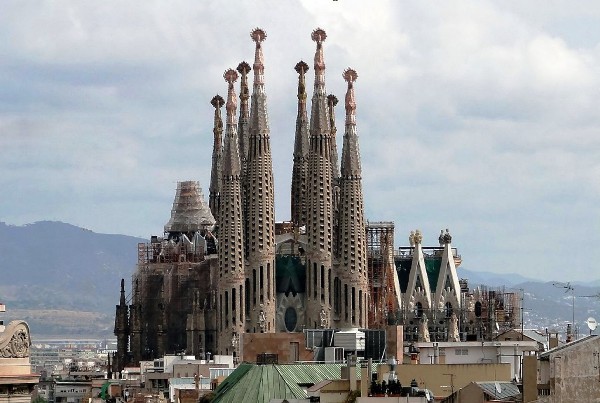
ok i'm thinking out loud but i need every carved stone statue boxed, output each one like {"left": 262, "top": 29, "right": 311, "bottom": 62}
{"left": 409, "top": 231, "right": 415, "bottom": 247}
{"left": 448, "top": 312, "right": 459, "bottom": 342}
{"left": 319, "top": 308, "right": 328, "bottom": 328}
{"left": 414, "top": 229, "right": 423, "bottom": 245}
{"left": 419, "top": 315, "right": 430, "bottom": 342}
{"left": 258, "top": 305, "right": 267, "bottom": 332}
{"left": 443, "top": 228, "right": 452, "bottom": 244}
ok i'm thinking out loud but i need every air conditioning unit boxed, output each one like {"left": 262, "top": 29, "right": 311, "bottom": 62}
{"left": 325, "top": 347, "right": 344, "bottom": 363}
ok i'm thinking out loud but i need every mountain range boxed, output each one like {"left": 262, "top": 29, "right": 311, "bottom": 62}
{"left": 0, "top": 221, "right": 598, "bottom": 338}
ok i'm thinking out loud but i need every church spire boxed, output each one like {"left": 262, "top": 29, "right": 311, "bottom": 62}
{"left": 337, "top": 68, "right": 368, "bottom": 328}
{"left": 223, "top": 70, "right": 240, "bottom": 176}
{"left": 209, "top": 95, "right": 224, "bottom": 224}
{"left": 237, "top": 61, "right": 251, "bottom": 165}
{"left": 246, "top": 28, "right": 276, "bottom": 333}
{"left": 291, "top": 61, "right": 310, "bottom": 227}
{"left": 327, "top": 94, "right": 340, "bottom": 180}
{"left": 340, "top": 69, "right": 361, "bottom": 178}
{"left": 217, "top": 68, "right": 246, "bottom": 353}
{"left": 305, "top": 28, "right": 334, "bottom": 329}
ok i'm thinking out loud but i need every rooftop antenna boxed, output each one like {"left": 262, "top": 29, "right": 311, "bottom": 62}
{"left": 553, "top": 282, "right": 575, "bottom": 340}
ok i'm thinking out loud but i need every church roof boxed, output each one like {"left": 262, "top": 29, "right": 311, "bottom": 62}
{"left": 212, "top": 363, "right": 367, "bottom": 403}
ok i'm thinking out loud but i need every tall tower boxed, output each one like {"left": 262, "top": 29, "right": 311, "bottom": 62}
{"left": 291, "top": 61, "right": 310, "bottom": 228}
{"left": 336, "top": 68, "right": 368, "bottom": 328}
{"left": 245, "top": 28, "right": 276, "bottom": 333}
{"left": 305, "top": 28, "right": 333, "bottom": 328}
{"left": 209, "top": 95, "right": 224, "bottom": 224}
{"left": 113, "top": 279, "right": 129, "bottom": 371}
{"left": 217, "top": 69, "right": 246, "bottom": 354}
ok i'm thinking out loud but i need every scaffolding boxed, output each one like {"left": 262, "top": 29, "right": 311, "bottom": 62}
{"left": 366, "top": 221, "right": 399, "bottom": 328}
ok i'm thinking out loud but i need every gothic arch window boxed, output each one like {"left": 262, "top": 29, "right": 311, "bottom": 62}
{"left": 414, "top": 302, "right": 423, "bottom": 318}
{"left": 445, "top": 302, "right": 453, "bottom": 318}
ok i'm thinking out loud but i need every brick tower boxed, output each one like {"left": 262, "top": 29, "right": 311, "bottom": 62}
{"left": 217, "top": 69, "right": 246, "bottom": 354}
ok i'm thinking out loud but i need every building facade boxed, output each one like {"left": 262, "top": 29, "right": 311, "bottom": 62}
{"left": 114, "top": 27, "right": 522, "bottom": 370}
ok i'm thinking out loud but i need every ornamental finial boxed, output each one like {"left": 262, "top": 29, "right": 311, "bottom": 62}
{"left": 223, "top": 69, "right": 239, "bottom": 123}
{"left": 251, "top": 28, "right": 266, "bottom": 86}
{"left": 295, "top": 60, "right": 309, "bottom": 75}
{"left": 250, "top": 28, "right": 267, "bottom": 43}
{"left": 327, "top": 94, "right": 338, "bottom": 107}
{"left": 237, "top": 61, "right": 251, "bottom": 75}
{"left": 311, "top": 28, "right": 327, "bottom": 44}
{"left": 211, "top": 94, "right": 225, "bottom": 109}
{"left": 343, "top": 68, "right": 358, "bottom": 84}
{"left": 296, "top": 61, "right": 309, "bottom": 101}
{"left": 343, "top": 68, "right": 357, "bottom": 119}
{"left": 211, "top": 94, "right": 225, "bottom": 135}
{"left": 312, "top": 28, "right": 327, "bottom": 87}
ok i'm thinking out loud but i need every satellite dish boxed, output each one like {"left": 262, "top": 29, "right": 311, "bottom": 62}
{"left": 495, "top": 381, "right": 502, "bottom": 394}
{"left": 586, "top": 317, "right": 598, "bottom": 331}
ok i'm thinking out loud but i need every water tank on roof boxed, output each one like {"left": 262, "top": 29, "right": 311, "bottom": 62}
{"left": 334, "top": 329, "right": 366, "bottom": 351}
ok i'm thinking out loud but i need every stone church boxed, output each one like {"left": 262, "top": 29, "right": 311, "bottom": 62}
{"left": 113, "top": 28, "right": 521, "bottom": 372}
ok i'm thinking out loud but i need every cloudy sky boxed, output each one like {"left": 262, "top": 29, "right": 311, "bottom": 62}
{"left": 1, "top": 1, "right": 599, "bottom": 282}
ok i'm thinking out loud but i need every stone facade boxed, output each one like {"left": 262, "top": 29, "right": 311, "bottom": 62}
{"left": 0, "top": 320, "right": 39, "bottom": 403}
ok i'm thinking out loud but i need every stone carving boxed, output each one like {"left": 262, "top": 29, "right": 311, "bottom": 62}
{"left": 413, "top": 229, "right": 423, "bottom": 245}
{"left": 419, "top": 315, "right": 430, "bottom": 342}
{"left": 319, "top": 308, "right": 328, "bottom": 328}
{"left": 439, "top": 228, "right": 452, "bottom": 245}
{"left": 0, "top": 321, "right": 31, "bottom": 358}
{"left": 258, "top": 305, "right": 267, "bottom": 333}
{"left": 448, "top": 312, "right": 459, "bottom": 342}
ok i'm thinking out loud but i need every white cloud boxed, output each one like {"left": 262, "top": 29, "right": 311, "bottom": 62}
{"left": 0, "top": 0, "right": 599, "bottom": 281}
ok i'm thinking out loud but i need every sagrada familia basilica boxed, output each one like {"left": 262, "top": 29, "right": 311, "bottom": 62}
{"left": 113, "top": 28, "right": 521, "bottom": 371}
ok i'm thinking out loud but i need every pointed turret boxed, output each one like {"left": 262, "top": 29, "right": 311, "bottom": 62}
{"left": 165, "top": 181, "right": 215, "bottom": 235}
{"left": 237, "top": 62, "right": 252, "bottom": 165}
{"left": 217, "top": 69, "right": 247, "bottom": 353}
{"left": 291, "top": 61, "right": 310, "bottom": 228}
{"left": 209, "top": 95, "right": 225, "bottom": 226}
{"left": 434, "top": 229, "right": 462, "bottom": 316}
{"left": 336, "top": 68, "right": 368, "bottom": 328}
{"left": 404, "top": 230, "right": 433, "bottom": 327}
{"left": 327, "top": 94, "right": 340, "bottom": 181}
{"left": 305, "top": 28, "right": 334, "bottom": 328}
{"left": 245, "top": 28, "right": 276, "bottom": 333}
{"left": 114, "top": 279, "right": 129, "bottom": 371}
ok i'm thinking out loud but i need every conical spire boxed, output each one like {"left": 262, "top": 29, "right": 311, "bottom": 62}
{"left": 336, "top": 67, "right": 368, "bottom": 328}
{"left": 218, "top": 67, "right": 246, "bottom": 352}
{"left": 291, "top": 61, "right": 310, "bottom": 227}
{"left": 309, "top": 28, "right": 330, "bottom": 145}
{"left": 340, "top": 69, "right": 361, "bottom": 178}
{"left": 237, "top": 62, "right": 251, "bottom": 164}
{"left": 209, "top": 95, "right": 224, "bottom": 223}
{"left": 223, "top": 69, "right": 241, "bottom": 177}
{"left": 246, "top": 27, "right": 276, "bottom": 333}
{"left": 120, "top": 278, "right": 126, "bottom": 305}
{"left": 305, "top": 28, "right": 334, "bottom": 329}
{"left": 327, "top": 94, "right": 340, "bottom": 180}
{"left": 165, "top": 181, "right": 215, "bottom": 234}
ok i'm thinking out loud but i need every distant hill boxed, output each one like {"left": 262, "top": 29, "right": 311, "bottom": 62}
{"left": 458, "top": 268, "right": 536, "bottom": 288}
{"left": 0, "top": 221, "right": 598, "bottom": 338}
{"left": 0, "top": 221, "right": 145, "bottom": 337}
